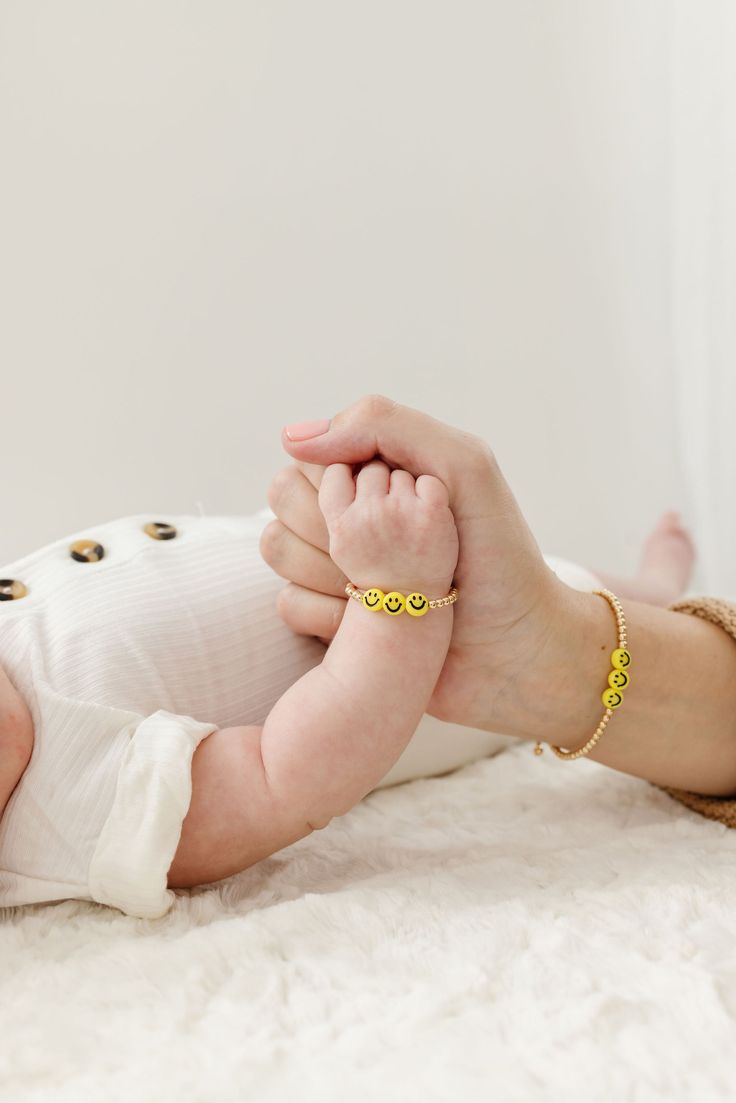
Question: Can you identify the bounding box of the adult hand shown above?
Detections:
[261,395,566,734]
[260,459,343,648]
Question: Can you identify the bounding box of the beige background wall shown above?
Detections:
[0,2,687,584]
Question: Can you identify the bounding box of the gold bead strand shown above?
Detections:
[344,582,459,611]
[533,587,630,760]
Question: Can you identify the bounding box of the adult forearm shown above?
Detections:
[489,585,736,795]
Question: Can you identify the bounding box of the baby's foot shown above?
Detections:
[636,510,696,605]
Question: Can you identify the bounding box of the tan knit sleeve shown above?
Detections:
[656,595,736,828]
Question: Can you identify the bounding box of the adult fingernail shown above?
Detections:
[284,418,331,441]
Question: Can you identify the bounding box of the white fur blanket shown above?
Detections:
[2,743,735,1102]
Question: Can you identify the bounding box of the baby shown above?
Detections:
[0,460,458,919]
[0,455,695,920]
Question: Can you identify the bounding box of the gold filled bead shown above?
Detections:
[547,589,629,761]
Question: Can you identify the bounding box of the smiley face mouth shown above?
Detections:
[364,595,381,608]
[385,602,401,612]
[408,598,427,611]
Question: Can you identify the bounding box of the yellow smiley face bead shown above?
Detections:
[608,668,629,690]
[382,591,406,616]
[611,648,631,670]
[362,588,385,611]
[405,592,429,617]
[602,687,624,709]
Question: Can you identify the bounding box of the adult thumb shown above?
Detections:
[281,394,495,518]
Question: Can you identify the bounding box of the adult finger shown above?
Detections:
[259,520,347,596]
[267,464,329,552]
[275,582,347,642]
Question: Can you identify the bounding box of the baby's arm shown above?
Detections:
[168,460,458,887]
[261,459,459,831]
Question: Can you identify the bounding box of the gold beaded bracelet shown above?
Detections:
[345,581,458,617]
[534,587,631,760]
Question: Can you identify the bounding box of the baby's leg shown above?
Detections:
[593,510,696,607]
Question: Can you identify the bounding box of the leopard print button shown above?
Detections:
[0,579,28,601]
[69,539,105,563]
[143,521,177,541]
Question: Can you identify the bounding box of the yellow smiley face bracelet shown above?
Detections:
[534,587,630,760]
[345,582,459,617]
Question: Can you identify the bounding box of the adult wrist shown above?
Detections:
[487,582,609,745]
[487,579,736,795]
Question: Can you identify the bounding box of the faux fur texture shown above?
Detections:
[2,743,735,1102]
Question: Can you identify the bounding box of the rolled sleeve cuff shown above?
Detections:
[88,709,218,918]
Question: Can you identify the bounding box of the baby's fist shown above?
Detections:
[318,460,459,596]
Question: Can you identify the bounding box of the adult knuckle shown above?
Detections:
[259,519,286,564]
[275,582,296,620]
[464,433,496,473]
[355,393,396,421]
[266,464,298,515]
[329,393,398,436]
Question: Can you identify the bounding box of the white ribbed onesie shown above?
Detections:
[0,510,601,920]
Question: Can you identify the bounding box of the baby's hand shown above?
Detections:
[318,460,459,596]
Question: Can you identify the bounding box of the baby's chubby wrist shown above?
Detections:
[340,576,455,640]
